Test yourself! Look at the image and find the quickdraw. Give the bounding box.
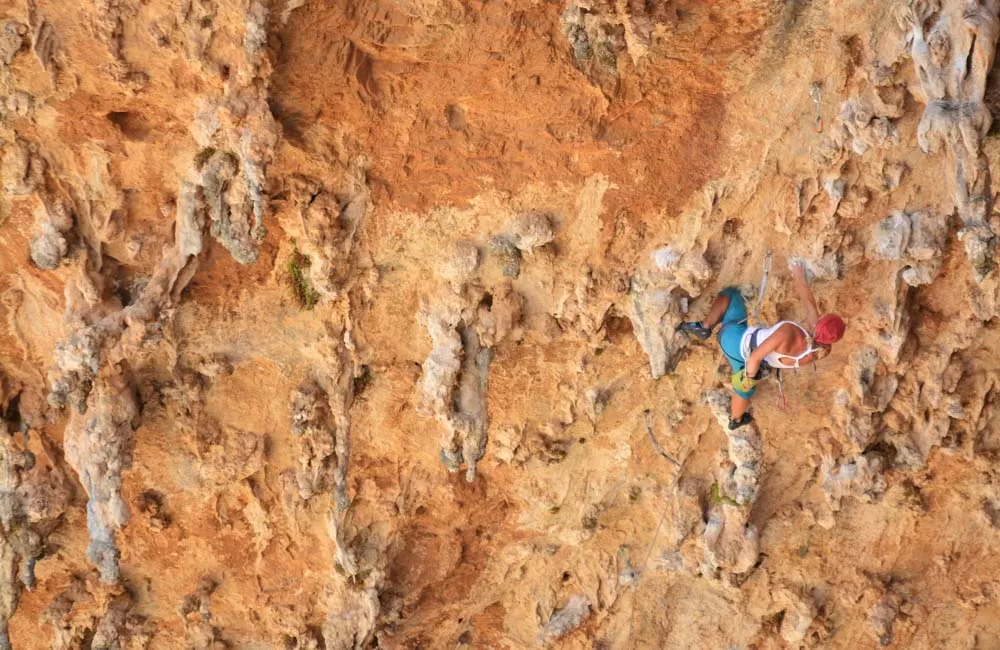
[809,82,824,134]
[775,369,788,411]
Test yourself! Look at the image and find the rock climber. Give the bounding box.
[677,261,845,430]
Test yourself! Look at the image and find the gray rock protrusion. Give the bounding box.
[200,149,260,265]
[627,246,711,378]
[189,2,281,266]
[91,593,149,649]
[817,453,887,529]
[0,138,44,196]
[64,363,138,584]
[901,0,1000,281]
[323,497,387,650]
[485,210,554,279]
[775,589,817,644]
[509,211,555,255]
[289,373,352,512]
[0,22,27,67]
[699,390,762,575]
[870,210,947,286]
[47,172,208,580]
[704,390,763,507]
[0,428,40,648]
[48,182,206,414]
[560,0,677,85]
[41,577,145,649]
[488,235,521,277]
[814,86,903,168]
[180,577,229,647]
[832,346,899,453]
[1,139,78,270]
[284,161,371,303]
[418,243,523,481]
[867,586,905,647]
[93,0,148,89]
[537,595,591,645]
[29,196,75,270]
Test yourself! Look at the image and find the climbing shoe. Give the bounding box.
[677,321,713,340]
[728,412,753,430]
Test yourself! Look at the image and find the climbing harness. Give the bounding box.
[809,82,824,134]
[715,250,801,411]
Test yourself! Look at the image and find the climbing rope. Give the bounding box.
[627,410,686,650]
[809,82,823,133]
[750,249,773,327]
[750,250,790,411]
[643,409,681,468]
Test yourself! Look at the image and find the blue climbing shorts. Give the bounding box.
[715,287,756,399]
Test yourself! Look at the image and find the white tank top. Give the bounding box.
[739,321,821,369]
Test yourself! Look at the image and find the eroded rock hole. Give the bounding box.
[3,392,23,431]
[445,103,467,130]
[966,35,977,82]
[604,314,633,344]
[984,500,1000,527]
[107,111,151,141]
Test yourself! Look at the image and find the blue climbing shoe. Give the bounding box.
[677,321,713,340]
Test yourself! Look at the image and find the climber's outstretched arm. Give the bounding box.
[791,261,820,330]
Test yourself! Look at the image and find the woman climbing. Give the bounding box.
[677,261,845,430]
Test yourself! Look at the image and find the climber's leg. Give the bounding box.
[727,358,755,427]
[702,292,732,329]
[730,393,752,425]
[715,287,748,326]
[679,287,746,339]
[680,286,756,429]
[717,294,754,427]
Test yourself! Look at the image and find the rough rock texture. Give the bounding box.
[63,363,138,585]
[418,242,524,481]
[4,0,1000,647]
[626,246,712,378]
[902,0,999,280]
[700,390,762,576]
[0,419,71,649]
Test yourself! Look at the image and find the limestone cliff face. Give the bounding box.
[2,0,1000,647]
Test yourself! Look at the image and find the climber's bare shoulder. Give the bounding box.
[772,323,809,357]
